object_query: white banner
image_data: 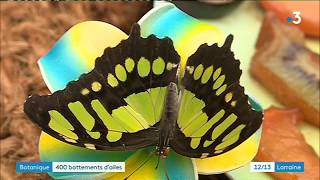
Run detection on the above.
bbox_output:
[250,162,275,172]
[52,162,125,172]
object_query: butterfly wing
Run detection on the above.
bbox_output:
[24,24,180,151]
[171,35,263,158]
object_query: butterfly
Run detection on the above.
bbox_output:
[24,23,262,159]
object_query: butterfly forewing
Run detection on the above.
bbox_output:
[171,35,263,158]
[24,24,180,151]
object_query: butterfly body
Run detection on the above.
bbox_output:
[24,24,262,159]
[156,82,178,158]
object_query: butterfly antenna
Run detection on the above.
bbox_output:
[155,154,160,169]
[125,151,153,179]
[163,158,170,180]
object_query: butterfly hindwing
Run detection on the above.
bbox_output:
[24,24,180,151]
[171,35,263,158]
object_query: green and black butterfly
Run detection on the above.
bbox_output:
[24,24,262,159]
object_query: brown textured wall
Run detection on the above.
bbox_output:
[0,2,151,179]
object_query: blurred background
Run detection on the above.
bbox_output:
[0,2,152,179]
[0,1,319,180]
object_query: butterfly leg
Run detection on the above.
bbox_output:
[121,142,127,151]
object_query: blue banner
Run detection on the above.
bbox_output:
[16,162,52,173]
[275,162,304,172]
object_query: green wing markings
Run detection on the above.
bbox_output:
[91,81,102,92]
[152,57,166,75]
[213,75,225,90]
[148,87,167,125]
[79,86,167,143]
[203,140,214,148]
[201,65,213,84]
[178,90,244,150]
[222,124,246,141]
[67,85,243,149]
[68,101,95,130]
[193,64,204,80]
[177,87,258,151]
[81,88,90,95]
[177,90,193,126]
[125,57,135,73]
[178,90,227,139]
[115,64,127,82]
[225,92,233,103]
[46,88,166,144]
[48,110,78,140]
[107,73,119,87]
[212,67,221,81]
[125,87,166,126]
[112,107,147,132]
[182,112,208,137]
[211,113,237,140]
[137,57,151,78]
[190,138,201,149]
[171,35,263,158]
[216,84,227,96]
[91,99,126,132]
[125,91,156,126]
[91,100,125,142]
[214,124,246,150]
[124,106,150,129]
[177,90,205,130]
[86,130,101,139]
[190,109,225,137]
[68,101,104,140]
[107,131,123,143]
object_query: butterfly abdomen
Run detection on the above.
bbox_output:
[157,82,179,157]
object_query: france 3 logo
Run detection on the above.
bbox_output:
[287,11,302,25]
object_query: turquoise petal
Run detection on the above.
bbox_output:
[39,132,133,179]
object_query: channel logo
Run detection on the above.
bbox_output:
[287,11,302,24]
